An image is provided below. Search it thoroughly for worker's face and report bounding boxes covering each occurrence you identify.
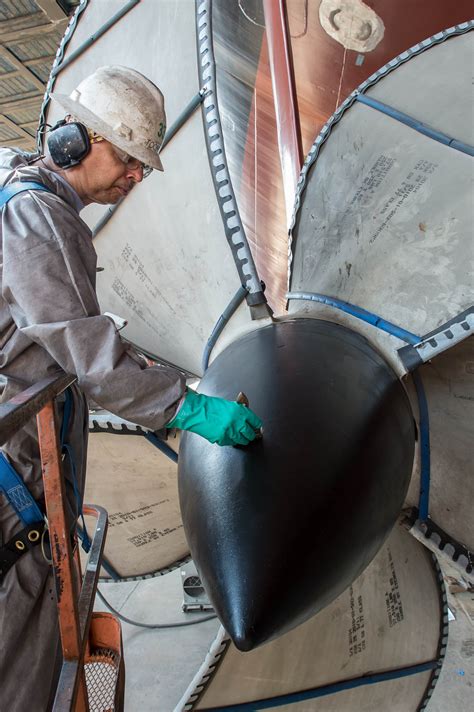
[79,139,145,205]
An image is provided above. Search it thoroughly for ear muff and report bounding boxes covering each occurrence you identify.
[47,121,91,169]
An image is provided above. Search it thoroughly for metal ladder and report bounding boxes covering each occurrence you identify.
[0,374,124,711]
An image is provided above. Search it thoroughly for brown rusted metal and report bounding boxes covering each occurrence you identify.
[48,506,111,710]
[0,369,121,709]
[85,613,125,712]
[0,373,75,446]
[36,400,89,711]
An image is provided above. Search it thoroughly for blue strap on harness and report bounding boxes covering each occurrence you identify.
[0,456,44,525]
[0,181,54,528]
[0,181,90,552]
[0,180,53,209]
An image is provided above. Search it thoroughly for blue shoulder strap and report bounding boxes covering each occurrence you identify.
[0,454,44,525]
[0,181,52,526]
[0,181,52,209]
[0,181,91,549]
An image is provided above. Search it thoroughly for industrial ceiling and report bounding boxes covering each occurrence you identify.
[0,0,79,151]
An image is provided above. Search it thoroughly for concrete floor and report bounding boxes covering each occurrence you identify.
[94,569,220,711]
[94,567,473,712]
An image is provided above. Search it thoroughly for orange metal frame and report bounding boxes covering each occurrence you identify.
[0,374,121,711]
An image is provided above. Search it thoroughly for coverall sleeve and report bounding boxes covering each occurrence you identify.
[1,191,185,430]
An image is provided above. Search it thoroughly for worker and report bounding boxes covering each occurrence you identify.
[0,65,262,711]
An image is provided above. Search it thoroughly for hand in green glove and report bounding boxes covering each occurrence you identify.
[166,389,263,446]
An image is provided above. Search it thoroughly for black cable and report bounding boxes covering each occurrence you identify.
[96,587,217,629]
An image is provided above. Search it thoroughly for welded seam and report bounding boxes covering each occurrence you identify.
[287,21,474,287]
[50,0,141,77]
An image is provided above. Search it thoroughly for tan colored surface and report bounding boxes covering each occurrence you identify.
[84,432,188,579]
[194,526,443,710]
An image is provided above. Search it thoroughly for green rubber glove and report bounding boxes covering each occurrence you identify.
[166,389,263,446]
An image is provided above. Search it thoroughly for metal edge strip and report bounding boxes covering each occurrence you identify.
[97,554,191,584]
[413,516,474,581]
[287,21,474,288]
[418,553,449,711]
[37,0,90,152]
[176,626,231,711]
[195,0,267,308]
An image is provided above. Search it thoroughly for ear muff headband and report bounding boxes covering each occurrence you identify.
[47,121,91,169]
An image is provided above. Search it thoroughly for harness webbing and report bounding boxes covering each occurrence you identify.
[0,180,52,208]
[0,181,90,575]
[0,455,44,526]
[0,181,56,528]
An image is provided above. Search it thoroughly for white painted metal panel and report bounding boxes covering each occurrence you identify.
[45,0,256,375]
[289,30,473,375]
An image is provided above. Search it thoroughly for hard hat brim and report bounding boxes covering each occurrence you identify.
[51,92,164,171]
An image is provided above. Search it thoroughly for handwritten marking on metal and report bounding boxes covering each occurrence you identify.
[196,0,262,297]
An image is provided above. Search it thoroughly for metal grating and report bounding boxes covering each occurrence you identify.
[85,648,120,712]
[0,0,69,150]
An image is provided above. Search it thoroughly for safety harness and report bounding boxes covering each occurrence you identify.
[0,181,90,583]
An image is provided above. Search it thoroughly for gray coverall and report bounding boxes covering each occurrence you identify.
[0,148,185,711]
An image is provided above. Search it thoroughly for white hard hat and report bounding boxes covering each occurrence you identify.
[51,65,166,171]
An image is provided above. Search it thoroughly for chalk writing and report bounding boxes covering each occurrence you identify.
[120,242,160,300]
[111,276,161,336]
